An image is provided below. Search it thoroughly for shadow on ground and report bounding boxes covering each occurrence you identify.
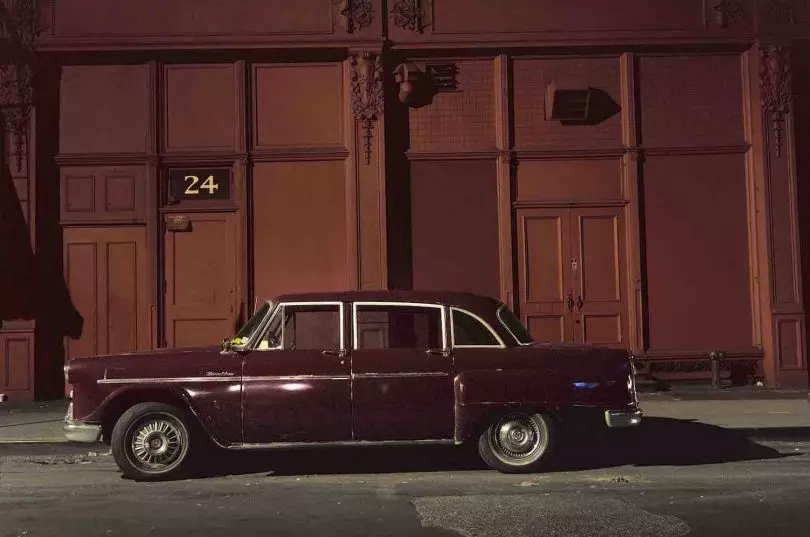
[159,417,805,482]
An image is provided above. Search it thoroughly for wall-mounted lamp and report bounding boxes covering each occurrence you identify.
[394,62,423,105]
[545,80,593,122]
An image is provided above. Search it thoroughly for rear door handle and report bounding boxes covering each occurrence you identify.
[426,349,451,358]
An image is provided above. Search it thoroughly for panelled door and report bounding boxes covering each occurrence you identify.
[163,212,238,348]
[516,206,629,348]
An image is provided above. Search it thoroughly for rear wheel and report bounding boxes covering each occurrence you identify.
[111,402,192,481]
[477,410,555,473]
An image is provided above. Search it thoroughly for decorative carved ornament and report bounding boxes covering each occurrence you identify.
[760,45,792,157]
[713,0,745,28]
[763,0,796,25]
[350,52,384,165]
[391,0,425,33]
[0,0,43,171]
[337,0,373,34]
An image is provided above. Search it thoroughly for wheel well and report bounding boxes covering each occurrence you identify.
[99,390,194,444]
[461,405,559,444]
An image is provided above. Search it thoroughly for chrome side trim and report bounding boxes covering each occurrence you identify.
[97,377,240,385]
[227,439,457,450]
[352,372,449,379]
[242,375,350,382]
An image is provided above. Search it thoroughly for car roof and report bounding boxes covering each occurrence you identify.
[272,290,504,313]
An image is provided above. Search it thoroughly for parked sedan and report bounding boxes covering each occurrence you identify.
[64,290,641,480]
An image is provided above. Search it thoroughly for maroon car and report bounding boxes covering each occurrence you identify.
[64,290,641,480]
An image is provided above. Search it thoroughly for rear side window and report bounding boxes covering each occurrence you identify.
[497,305,534,345]
[452,309,500,347]
[355,305,442,350]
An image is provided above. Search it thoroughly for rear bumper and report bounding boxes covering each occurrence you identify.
[63,402,102,443]
[604,408,643,428]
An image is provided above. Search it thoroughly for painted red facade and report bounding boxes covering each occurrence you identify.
[1,0,810,400]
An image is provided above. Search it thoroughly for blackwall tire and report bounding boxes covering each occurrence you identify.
[111,402,192,481]
[477,410,555,473]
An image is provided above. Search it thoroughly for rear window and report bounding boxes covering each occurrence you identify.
[497,305,533,345]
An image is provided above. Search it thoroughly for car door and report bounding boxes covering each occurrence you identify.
[350,301,455,441]
[242,301,352,444]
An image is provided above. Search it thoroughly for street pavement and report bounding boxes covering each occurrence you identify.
[1,390,809,536]
[0,437,809,536]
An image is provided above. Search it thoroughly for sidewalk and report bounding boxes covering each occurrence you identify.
[1,391,809,444]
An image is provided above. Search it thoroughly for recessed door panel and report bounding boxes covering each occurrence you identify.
[571,207,628,347]
[516,208,573,342]
[164,212,237,348]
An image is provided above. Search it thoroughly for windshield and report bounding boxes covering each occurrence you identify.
[497,305,534,345]
[232,302,272,346]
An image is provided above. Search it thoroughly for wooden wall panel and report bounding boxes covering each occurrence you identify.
[59,65,149,154]
[253,63,344,149]
[63,227,150,360]
[60,166,146,223]
[50,0,334,37]
[0,334,33,395]
[515,158,623,202]
[409,160,500,298]
[512,57,622,150]
[164,64,236,151]
[409,60,495,152]
[776,316,804,371]
[638,54,745,148]
[643,153,754,351]
[430,0,706,34]
[252,161,348,301]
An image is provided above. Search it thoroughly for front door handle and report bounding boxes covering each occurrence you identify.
[322,349,349,358]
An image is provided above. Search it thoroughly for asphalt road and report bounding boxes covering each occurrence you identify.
[1,426,809,537]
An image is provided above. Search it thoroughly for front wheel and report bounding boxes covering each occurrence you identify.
[111,402,192,481]
[477,410,555,473]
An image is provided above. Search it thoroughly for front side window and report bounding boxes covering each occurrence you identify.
[355,304,443,350]
[452,308,501,347]
[257,304,341,350]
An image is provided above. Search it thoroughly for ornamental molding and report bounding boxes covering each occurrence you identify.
[390,0,425,33]
[760,45,792,157]
[337,0,373,34]
[713,0,745,28]
[350,52,384,164]
[0,0,45,171]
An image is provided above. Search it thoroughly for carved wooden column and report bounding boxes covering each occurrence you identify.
[747,42,808,387]
[346,50,387,290]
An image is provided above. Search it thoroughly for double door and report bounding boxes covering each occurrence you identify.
[516,206,629,348]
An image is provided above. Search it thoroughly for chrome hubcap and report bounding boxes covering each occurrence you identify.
[130,417,184,470]
[492,414,546,463]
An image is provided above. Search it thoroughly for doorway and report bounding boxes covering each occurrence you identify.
[162,212,238,348]
[515,206,629,348]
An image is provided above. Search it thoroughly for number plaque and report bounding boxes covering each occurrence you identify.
[169,169,231,202]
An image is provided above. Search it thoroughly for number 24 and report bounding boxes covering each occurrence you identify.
[184,175,219,195]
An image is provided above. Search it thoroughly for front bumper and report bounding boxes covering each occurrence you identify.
[604,408,643,428]
[63,402,102,443]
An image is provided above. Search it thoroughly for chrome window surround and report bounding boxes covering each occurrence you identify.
[352,301,448,351]
[496,305,533,346]
[449,307,505,348]
[251,301,346,352]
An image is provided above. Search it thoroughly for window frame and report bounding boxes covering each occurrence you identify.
[351,301,448,351]
[449,307,506,349]
[252,301,345,352]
